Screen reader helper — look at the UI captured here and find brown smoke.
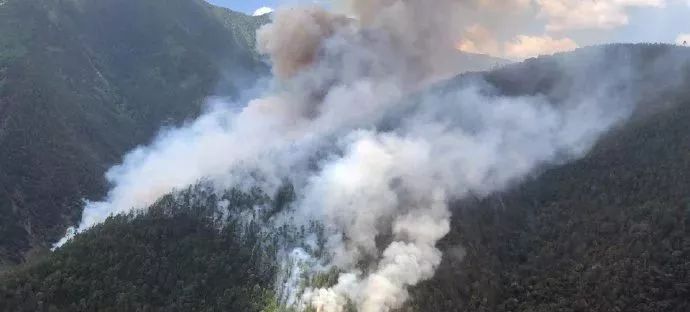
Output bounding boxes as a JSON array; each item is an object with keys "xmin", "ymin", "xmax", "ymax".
[
  {"xmin": 256, "ymin": 0, "xmax": 539, "ymax": 85},
  {"xmin": 257, "ymin": 1, "xmax": 477, "ymax": 84},
  {"xmin": 257, "ymin": 7, "xmax": 351, "ymax": 80}
]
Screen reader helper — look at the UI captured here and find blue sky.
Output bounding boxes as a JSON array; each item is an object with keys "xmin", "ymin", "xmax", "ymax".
[
  {"xmin": 205, "ymin": 0, "xmax": 312, "ymax": 15},
  {"xmin": 613, "ymin": 3, "xmax": 690, "ymax": 44},
  {"xmin": 205, "ymin": 0, "xmax": 276, "ymax": 14}
]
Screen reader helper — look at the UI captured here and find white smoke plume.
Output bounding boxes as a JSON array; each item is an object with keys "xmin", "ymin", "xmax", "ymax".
[{"xmin": 55, "ymin": 1, "xmax": 647, "ymax": 311}]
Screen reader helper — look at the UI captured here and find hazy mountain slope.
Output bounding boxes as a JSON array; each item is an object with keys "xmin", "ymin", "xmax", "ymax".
[
  {"xmin": 407, "ymin": 44, "xmax": 690, "ymax": 312},
  {"xmin": 1, "ymin": 44, "xmax": 688, "ymax": 311},
  {"xmin": 445, "ymin": 51, "xmax": 510, "ymax": 75},
  {"xmin": 410, "ymin": 98, "xmax": 690, "ymax": 312},
  {"xmin": 0, "ymin": 0, "xmax": 268, "ymax": 266}
]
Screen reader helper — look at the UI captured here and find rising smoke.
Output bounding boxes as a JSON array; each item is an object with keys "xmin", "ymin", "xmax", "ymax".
[{"xmin": 55, "ymin": 1, "xmax": 650, "ymax": 311}]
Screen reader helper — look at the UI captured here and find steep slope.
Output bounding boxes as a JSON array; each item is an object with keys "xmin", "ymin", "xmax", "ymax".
[
  {"xmin": 0, "ymin": 0, "xmax": 268, "ymax": 266},
  {"xmin": 408, "ymin": 44, "xmax": 690, "ymax": 312},
  {"xmin": 0, "ymin": 186, "xmax": 279, "ymax": 312},
  {"xmin": 410, "ymin": 102, "xmax": 690, "ymax": 311},
  {"xmin": 1, "ymin": 44, "xmax": 689, "ymax": 311}
]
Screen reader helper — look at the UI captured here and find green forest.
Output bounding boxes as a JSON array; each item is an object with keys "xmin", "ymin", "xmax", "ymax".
[
  {"xmin": 1, "ymin": 186, "xmax": 279, "ymax": 311},
  {"xmin": 1, "ymin": 0, "xmax": 689, "ymax": 311},
  {"xmin": 0, "ymin": 0, "xmax": 268, "ymax": 266}
]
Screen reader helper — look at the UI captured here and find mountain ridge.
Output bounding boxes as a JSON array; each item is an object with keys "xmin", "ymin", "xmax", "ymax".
[
  {"xmin": 2, "ymin": 43, "xmax": 689, "ymax": 311},
  {"xmin": 0, "ymin": 0, "xmax": 268, "ymax": 267}
]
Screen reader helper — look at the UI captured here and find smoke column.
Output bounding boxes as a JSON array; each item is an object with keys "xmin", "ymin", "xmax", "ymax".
[{"xmin": 56, "ymin": 1, "xmax": 644, "ymax": 311}]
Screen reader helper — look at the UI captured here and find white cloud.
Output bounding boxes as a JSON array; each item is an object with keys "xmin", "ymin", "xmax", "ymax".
[
  {"xmin": 677, "ymin": 33, "xmax": 690, "ymax": 45},
  {"xmin": 504, "ymin": 35, "xmax": 578, "ymax": 59},
  {"xmin": 457, "ymin": 25, "xmax": 579, "ymax": 60},
  {"xmin": 253, "ymin": 6, "xmax": 274, "ymax": 16},
  {"xmin": 456, "ymin": 24, "xmax": 501, "ymax": 56},
  {"xmin": 537, "ymin": 0, "xmax": 666, "ymax": 31}
]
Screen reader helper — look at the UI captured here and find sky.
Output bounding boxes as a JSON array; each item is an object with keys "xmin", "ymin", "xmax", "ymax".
[
  {"xmin": 205, "ymin": 0, "xmax": 277, "ymax": 14},
  {"xmin": 205, "ymin": 0, "xmax": 323, "ymax": 15},
  {"xmin": 206, "ymin": 0, "xmax": 690, "ymax": 59}
]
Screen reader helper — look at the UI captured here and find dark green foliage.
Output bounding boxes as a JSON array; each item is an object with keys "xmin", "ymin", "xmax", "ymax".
[
  {"xmin": 0, "ymin": 186, "xmax": 279, "ymax": 312},
  {"xmin": 406, "ymin": 44, "xmax": 690, "ymax": 312},
  {"xmin": 0, "ymin": 0, "xmax": 268, "ymax": 266}
]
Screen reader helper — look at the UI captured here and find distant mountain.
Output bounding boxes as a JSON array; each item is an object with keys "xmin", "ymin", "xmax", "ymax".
[
  {"xmin": 2, "ymin": 44, "xmax": 689, "ymax": 312},
  {"xmin": 446, "ymin": 51, "xmax": 510, "ymax": 75},
  {"xmin": 0, "ymin": 0, "xmax": 269, "ymax": 266}
]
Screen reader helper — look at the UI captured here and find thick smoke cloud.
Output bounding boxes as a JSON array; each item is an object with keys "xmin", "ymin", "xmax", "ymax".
[
  {"xmin": 257, "ymin": 7, "xmax": 350, "ymax": 79},
  {"xmin": 297, "ymin": 79, "xmax": 631, "ymax": 311},
  {"xmin": 56, "ymin": 1, "xmax": 646, "ymax": 311}
]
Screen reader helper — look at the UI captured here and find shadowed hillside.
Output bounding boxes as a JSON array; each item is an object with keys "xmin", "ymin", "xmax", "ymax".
[
  {"xmin": 0, "ymin": 0, "xmax": 268, "ymax": 266},
  {"xmin": 408, "ymin": 44, "xmax": 690, "ymax": 312},
  {"xmin": 0, "ymin": 185, "xmax": 280, "ymax": 311}
]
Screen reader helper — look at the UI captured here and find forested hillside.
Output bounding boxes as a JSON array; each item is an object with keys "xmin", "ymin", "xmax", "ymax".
[
  {"xmin": 1, "ymin": 44, "xmax": 689, "ymax": 311},
  {"xmin": 408, "ymin": 44, "xmax": 690, "ymax": 312},
  {"xmin": 0, "ymin": 185, "xmax": 282, "ymax": 311},
  {"xmin": 0, "ymin": 0, "xmax": 269, "ymax": 266}
]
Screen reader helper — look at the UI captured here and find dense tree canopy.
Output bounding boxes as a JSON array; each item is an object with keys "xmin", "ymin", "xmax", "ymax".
[
  {"xmin": 1, "ymin": 186, "xmax": 281, "ymax": 312},
  {"xmin": 407, "ymin": 44, "xmax": 690, "ymax": 312},
  {"xmin": 0, "ymin": 0, "xmax": 268, "ymax": 266}
]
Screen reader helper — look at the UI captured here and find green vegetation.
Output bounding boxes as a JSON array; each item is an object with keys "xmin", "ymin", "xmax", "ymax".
[
  {"xmin": 405, "ymin": 44, "xmax": 690, "ymax": 312},
  {"xmin": 0, "ymin": 0, "xmax": 29, "ymax": 67},
  {"xmin": 0, "ymin": 0, "xmax": 268, "ymax": 266},
  {"xmin": 0, "ymin": 186, "xmax": 282, "ymax": 311}
]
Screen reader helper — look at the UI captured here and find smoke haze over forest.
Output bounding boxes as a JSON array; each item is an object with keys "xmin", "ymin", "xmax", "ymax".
[
  {"xmin": 1, "ymin": 0, "xmax": 689, "ymax": 311},
  {"xmin": 53, "ymin": 1, "xmax": 690, "ymax": 311}
]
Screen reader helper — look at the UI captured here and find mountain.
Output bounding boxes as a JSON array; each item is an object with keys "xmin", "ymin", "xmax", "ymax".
[
  {"xmin": 0, "ymin": 186, "xmax": 280, "ymax": 311},
  {"xmin": 0, "ymin": 0, "xmax": 269, "ymax": 266},
  {"xmin": 408, "ymin": 44, "xmax": 690, "ymax": 312},
  {"xmin": 0, "ymin": 0, "xmax": 509, "ymax": 269},
  {"xmin": 1, "ymin": 44, "xmax": 689, "ymax": 311}
]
